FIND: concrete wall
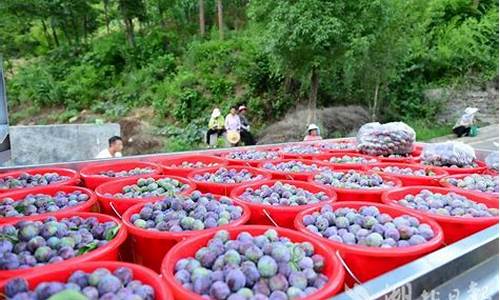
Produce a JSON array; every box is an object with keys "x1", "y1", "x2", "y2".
[{"x1": 1, "y1": 123, "x2": 120, "y2": 166}]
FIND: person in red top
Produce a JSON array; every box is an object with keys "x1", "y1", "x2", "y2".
[{"x1": 304, "y1": 124, "x2": 322, "y2": 141}]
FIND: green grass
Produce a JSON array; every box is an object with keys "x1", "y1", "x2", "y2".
[{"x1": 407, "y1": 119, "x2": 452, "y2": 141}]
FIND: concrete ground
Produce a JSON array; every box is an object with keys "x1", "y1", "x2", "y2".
[{"x1": 429, "y1": 124, "x2": 499, "y2": 151}]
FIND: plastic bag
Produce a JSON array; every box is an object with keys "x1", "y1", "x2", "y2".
[
  {"x1": 421, "y1": 142, "x2": 477, "y2": 168},
  {"x1": 356, "y1": 122, "x2": 416, "y2": 156},
  {"x1": 485, "y1": 151, "x2": 499, "y2": 171}
]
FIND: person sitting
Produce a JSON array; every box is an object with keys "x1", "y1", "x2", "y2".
[
  {"x1": 225, "y1": 106, "x2": 242, "y2": 146},
  {"x1": 238, "y1": 105, "x2": 256, "y2": 145},
  {"x1": 453, "y1": 107, "x2": 478, "y2": 138},
  {"x1": 96, "y1": 136, "x2": 123, "y2": 158},
  {"x1": 304, "y1": 124, "x2": 322, "y2": 141},
  {"x1": 206, "y1": 108, "x2": 225, "y2": 147}
]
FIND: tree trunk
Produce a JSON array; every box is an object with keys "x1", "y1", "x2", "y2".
[
  {"x1": 217, "y1": 0, "x2": 224, "y2": 39},
  {"x1": 104, "y1": 0, "x2": 110, "y2": 33},
  {"x1": 41, "y1": 19, "x2": 52, "y2": 47},
  {"x1": 371, "y1": 80, "x2": 380, "y2": 121},
  {"x1": 124, "y1": 17, "x2": 135, "y2": 47},
  {"x1": 70, "y1": 11, "x2": 80, "y2": 45},
  {"x1": 199, "y1": 0, "x2": 205, "y2": 36},
  {"x1": 308, "y1": 68, "x2": 319, "y2": 123},
  {"x1": 49, "y1": 19, "x2": 60, "y2": 47}
]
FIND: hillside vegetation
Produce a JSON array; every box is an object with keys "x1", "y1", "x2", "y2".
[{"x1": 0, "y1": 0, "x2": 498, "y2": 151}]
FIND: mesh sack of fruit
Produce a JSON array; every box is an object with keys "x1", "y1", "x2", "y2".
[
  {"x1": 356, "y1": 122, "x2": 416, "y2": 156},
  {"x1": 421, "y1": 142, "x2": 476, "y2": 168}
]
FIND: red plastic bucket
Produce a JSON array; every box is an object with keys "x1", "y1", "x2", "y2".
[
  {"x1": 314, "y1": 153, "x2": 378, "y2": 171},
  {"x1": 294, "y1": 201, "x2": 444, "y2": 283},
  {"x1": 417, "y1": 160, "x2": 487, "y2": 175},
  {"x1": 0, "y1": 186, "x2": 99, "y2": 224},
  {"x1": 187, "y1": 166, "x2": 272, "y2": 196},
  {"x1": 222, "y1": 149, "x2": 283, "y2": 167},
  {"x1": 310, "y1": 170, "x2": 403, "y2": 202},
  {"x1": 0, "y1": 212, "x2": 127, "y2": 280},
  {"x1": 257, "y1": 159, "x2": 332, "y2": 181},
  {"x1": 161, "y1": 225, "x2": 346, "y2": 300},
  {"x1": 439, "y1": 174, "x2": 499, "y2": 199},
  {"x1": 80, "y1": 160, "x2": 163, "y2": 190},
  {"x1": 121, "y1": 197, "x2": 250, "y2": 273},
  {"x1": 374, "y1": 151, "x2": 420, "y2": 164},
  {"x1": 149, "y1": 155, "x2": 228, "y2": 177},
  {"x1": 95, "y1": 175, "x2": 196, "y2": 217},
  {"x1": 382, "y1": 186, "x2": 499, "y2": 244},
  {"x1": 0, "y1": 168, "x2": 80, "y2": 194},
  {"x1": 367, "y1": 163, "x2": 449, "y2": 187},
  {"x1": 230, "y1": 180, "x2": 337, "y2": 228},
  {"x1": 0, "y1": 261, "x2": 173, "y2": 300}
]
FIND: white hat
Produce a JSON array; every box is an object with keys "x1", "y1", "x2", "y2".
[
  {"x1": 211, "y1": 108, "x2": 221, "y2": 118},
  {"x1": 307, "y1": 124, "x2": 319, "y2": 132},
  {"x1": 238, "y1": 105, "x2": 247, "y2": 112},
  {"x1": 465, "y1": 107, "x2": 478, "y2": 114}
]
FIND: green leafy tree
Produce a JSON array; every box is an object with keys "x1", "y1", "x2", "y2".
[
  {"x1": 249, "y1": 0, "x2": 349, "y2": 123},
  {"x1": 118, "y1": 0, "x2": 146, "y2": 46}
]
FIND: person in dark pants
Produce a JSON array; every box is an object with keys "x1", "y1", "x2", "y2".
[
  {"x1": 238, "y1": 105, "x2": 256, "y2": 145},
  {"x1": 206, "y1": 108, "x2": 225, "y2": 147},
  {"x1": 453, "y1": 107, "x2": 477, "y2": 138}
]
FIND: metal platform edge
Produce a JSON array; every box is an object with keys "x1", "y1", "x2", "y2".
[{"x1": 332, "y1": 224, "x2": 499, "y2": 300}]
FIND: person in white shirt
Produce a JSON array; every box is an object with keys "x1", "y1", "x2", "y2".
[
  {"x1": 224, "y1": 106, "x2": 242, "y2": 146},
  {"x1": 96, "y1": 136, "x2": 123, "y2": 159}
]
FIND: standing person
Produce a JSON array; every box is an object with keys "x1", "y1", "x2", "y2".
[
  {"x1": 225, "y1": 106, "x2": 241, "y2": 146},
  {"x1": 206, "y1": 108, "x2": 225, "y2": 147},
  {"x1": 304, "y1": 124, "x2": 322, "y2": 141},
  {"x1": 96, "y1": 136, "x2": 123, "y2": 158},
  {"x1": 238, "y1": 105, "x2": 256, "y2": 145},
  {"x1": 453, "y1": 107, "x2": 478, "y2": 138}
]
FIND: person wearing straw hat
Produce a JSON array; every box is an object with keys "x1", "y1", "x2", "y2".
[
  {"x1": 238, "y1": 105, "x2": 256, "y2": 145},
  {"x1": 206, "y1": 108, "x2": 225, "y2": 147},
  {"x1": 225, "y1": 106, "x2": 242, "y2": 146},
  {"x1": 304, "y1": 124, "x2": 322, "y2": 141},
  {"x1": 453, "y1": 107, "x2": 478, "y2": 138}
]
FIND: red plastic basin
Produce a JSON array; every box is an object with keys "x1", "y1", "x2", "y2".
[
  {"x1": 0, "y1": 212, "x2": 127, "y2": 280},
  {"x1": 161, "y1": 225, "x2": 346, "y2": 300},
  {"x1": 0, "y1": 261, "x2": 173, "y2": 300},
  {"x1": 222, "y1": 149, "x2": 283, "y2": 167},
  {"x1": 257, "y1": 159, "x2": 333, "y2": 181},
  {"x1": 95, "y1": 175, "x2": 196, "y2": 217},
  {"x1": 294, "y1": 201, "x2": 444, "y2": 283},
  {"x1": 310, "y1": 170, "x2": 403, "y2": 202},
  {"x1": 314, "y1": 153, "x2": 378, "y2": 171},
  {"x1": 439, "y1": 174, "x2": 499, "y2": 199},
  {"x1": 80, "y1": 160, "x2": 163, "y2": 190},
  {"x1": 0, "y1": 186, "x2": 99, "y2": 224},
  {"x1": 0, "y1": 168, "x2": 80, "y2": 194},
  {"x1": 187, "y1": 166, "x2": 272, "y2": 196},
  {"x1": 230, "y1": 180, "x2": 337, "y2": 228},
  {"x1": 417, "y1": 160, "x2": 487, "y2": 175},
  {"x1": 148, "y1": 155, "x2": 228, "y2": 177},
  {"x1": 367, "y1": 163, "x2": 449, "y2": 187},
  {"x1": 121, "y1": 197, "x2": 250, "y2": 273},
  {"x1": 382, "y1": 186, "x2": 499, "y2": 244}
]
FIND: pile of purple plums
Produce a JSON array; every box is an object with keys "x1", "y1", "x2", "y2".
[
  {"x1": 0, "y1": 216, "x2": 120, "y2": 270},
  {"x1": 0, "y1": 173, "x2": 70, "y2": 191},
  {"x1": 174, "y1": 229, "x2": 329, "y2": 299},
  {"x1": 302, "y1": 204, "x2": 436, "y2": 247},
  {"x1": 0, "y1": 191, "x2": 90, "y2": 217},
  {"x1": 4, "y1": 266, "x2": 154, "y2": 299},
  {"x1": 130, "y1": 192, "x2": 244, "y2": 231},
  {"x1": 397, "y1": 189, "x2": 499, "y2": 217}
]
